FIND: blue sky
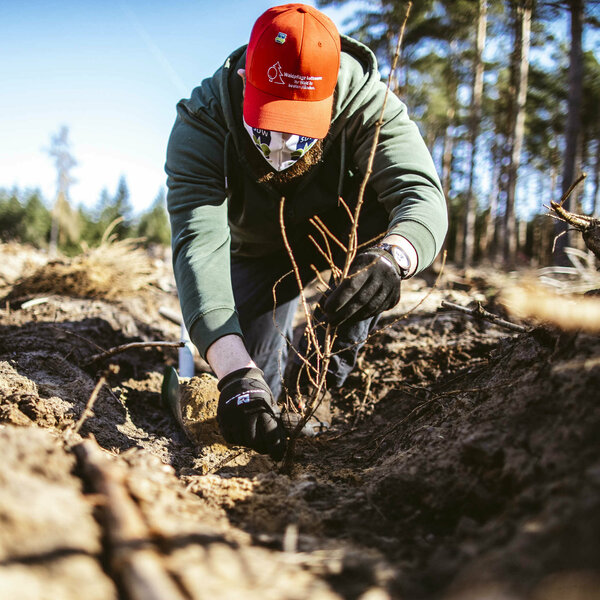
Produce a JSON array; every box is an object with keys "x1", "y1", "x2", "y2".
[{"x1": 0, "y1": 1, "x2": 356, "y2": 212}]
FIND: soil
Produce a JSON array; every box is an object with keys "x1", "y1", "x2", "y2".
[{"x1": 0, "y1": 242, "x2": 599, "y2": 600}]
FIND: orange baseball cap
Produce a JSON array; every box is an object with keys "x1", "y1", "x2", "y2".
[{"x1": 243, "y1": 4, "x2": 341, "y2": 139}]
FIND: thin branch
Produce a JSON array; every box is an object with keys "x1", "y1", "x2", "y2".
[
  {"x1": 48, "y1": 324, "x2": 107, "y2": 353},
  {"x1": 72, "y1": 374, "x2": 107, "y2": 434},
  {"x1": 270, "y1": 270, "x2": 318, "y2": 379},
  {"x1": 309, "y1": 220, "x2": 335, "y2": 264},
  {"x1": 308, "y1": 234, "x2": 337, "y2": 272},
  {"x1": 84, "y1": 341, "x2": 184, "y2": 366},
  {"x1": 352, "y1": 368, "x2": 374, "y2": 427},
  {"x1": 311, "y1": 216, "x2": 347, "y2": 253},
  {"x1": 558, "y1": 172, "x2": 587, "y2": 207},
  {"x1": 337, "y1": 196, "x2": 355, "y2": 225},
  {"x1": 279, "y1": 196, "x2": 322, "y2": 359},
  {"x1": 310, "y1": 264, "x2": 333, "y2": 291},
  {"x1": 441, "y1": 300, "x2": 529, "y2": 333},
  {"x1": 205, "y1": 449, "x2": 245, "y2": 474}
]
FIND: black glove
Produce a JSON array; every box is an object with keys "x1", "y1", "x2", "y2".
[
  {"x1": 322, "y1": 246, "x2": 404, "y2": 326},
  {"x1": 217, "y1": 367, "x2": 286, "y2": 460}
]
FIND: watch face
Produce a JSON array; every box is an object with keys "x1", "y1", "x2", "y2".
[{"x1": 391, "y1": 246, "x2": 410, "y2": 271}]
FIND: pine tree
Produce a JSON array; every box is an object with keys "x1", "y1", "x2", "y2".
[
  {"x1": 95, "y1": 176, "x2": 134, "y2": 239},
  {"x1": 136, "y1": 189, "x2": 170, "y2": 246},
  {"x1": 46, "y1": 126, "x2": 79, "y2": 255}
]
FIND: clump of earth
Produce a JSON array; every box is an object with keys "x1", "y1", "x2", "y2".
[{"x1": 0, "y1": 242, "x2": 599, "y2": 600}]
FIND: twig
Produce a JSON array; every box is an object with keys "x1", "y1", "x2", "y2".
[
  {"x1": 558, "y1": 172, "x2": 587, "y2": 208},
  {"x1": 20, "y1": 297, "x2": 50, "y2": 309},
  {"x1": 205, "y1": 449, "x2": 245, "y2": 475},
  {"x1": 441, "y1": 300, "x2": 529, "y2": 333},
  {"x1": 279, "y1": 197, "x2": 322, "y2": 359},
  {"x1": 73, "y1": 374, "x2": 107, "y2": 434},
  {"x1": 311, "y1": 216, "x2": 347, "y2": 253},
  {"x1": 352, "y1": 368, "x2": 374, "y2": 427},
  {"x1": 308, "y1": 234, "x2": 337, "y2": 272},
  {"x1": 310, "y1": 265, "x2": 333, "y2": 291},
  {"x1": 84, "y1": 341, "x2": 184, "y2": 366},
  {"x1": 158, "y1": 306, "x2": 183, "y2": 325},
  {"x1": 48, "y1": 324, "x2": 107, "y2": 353},
  {"x1": 337, "y1": 196, "x2": 355, "y2": 224}
]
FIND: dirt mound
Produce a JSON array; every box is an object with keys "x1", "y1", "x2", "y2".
[
  {"x1": 0, "y1": 426, "x2": 116, "y2": 600},
  {"x1": 0, "y1": 248, "x2": 599, "y2": 599}
]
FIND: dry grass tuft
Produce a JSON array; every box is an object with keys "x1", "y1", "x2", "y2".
[
  {"x1": 501, "y1": 282, "x2": 600, "y2": 333},
  {"x1": 6, "y1": 220, "x2": 156, "y2": 302},
  {"x1": 537, "y1": 247, "x2": 600, "y2": 295}
]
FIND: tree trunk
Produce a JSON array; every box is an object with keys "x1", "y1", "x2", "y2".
[
  {"x1": 592, "y1": 138, "x2": 600, "y2": 217},
  {"x1": 483, "y1": 145, "x2": 501, "y2": 260},
  {"x1": 504, "y1": 0, "x2": 532, "y2": 267},
  {"x1": 554, "y1": 0, "x2": 584, "y2": 263},
  {"x1": 441, "y1": 117, "x2": 455, "y2": 200},
  {"x1": 463, "y1": 0, "x2": 488, "y2": 268}
]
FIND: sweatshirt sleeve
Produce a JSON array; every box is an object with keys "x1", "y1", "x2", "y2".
[
  {"x1": 165, "y1": 76, "x2": 243, "y2": 359},
  {"x1": 347, "y1": 78, "x2": 448, "y2": 273}
]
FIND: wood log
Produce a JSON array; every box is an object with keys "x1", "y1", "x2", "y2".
[{"x1": 74, "y1": 439, "x2": 186, "y2": 600}]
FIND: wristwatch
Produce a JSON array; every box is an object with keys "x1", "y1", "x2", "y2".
[{"x1": 375, "y1": 242, "x2": 411, "y2": 278}]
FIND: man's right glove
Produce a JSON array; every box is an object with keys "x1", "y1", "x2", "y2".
[
  {"x1": 217, "y1": 367, "x2": 286, "y2": 460},
  {"x1": 322, "y1": 244, "x2": 407, "y2": 326}
]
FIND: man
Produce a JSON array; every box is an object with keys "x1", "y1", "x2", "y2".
[{"x1": 166, "y1": 4, "x2": 447, "y2": 460}]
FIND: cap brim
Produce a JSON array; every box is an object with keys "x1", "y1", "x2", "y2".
[{"x1": 243, "y1": 80, "x2": 333, "y2": 140}]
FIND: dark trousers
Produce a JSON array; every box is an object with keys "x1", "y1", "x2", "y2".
[{"x1": 231, "y1": 200, "x2": 388, "y2": 399}]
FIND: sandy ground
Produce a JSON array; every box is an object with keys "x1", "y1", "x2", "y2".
[{"x1": 0, "y1": 242, "x2": 599, "y2": 600}]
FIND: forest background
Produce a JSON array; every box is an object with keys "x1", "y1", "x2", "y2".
[{"x1": 1, "y1": 0, "x2": 599, "y2": 266}]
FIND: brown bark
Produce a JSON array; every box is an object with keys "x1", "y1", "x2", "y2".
[
  {"x1": 504, "y1": 0, "x2": 533, "y2": 267},
  {"x1": 74, "y1": 439, "x2": 187, "y2": 600},
  {"x1": 441, "y1": 119, "x2": 456, "y2": 200},
  {"x1": 555, "y1": 0, "x2": 584, "y2": 263},
  {"x1": 591, "y1": 139, "x2": 600, "y2": 217},
  {"x1": 483, "y1": 145, "x2": 501, "y2": 260},
  {"x1": 463, "y1": 0, "x2": 487, "y2": 268}
]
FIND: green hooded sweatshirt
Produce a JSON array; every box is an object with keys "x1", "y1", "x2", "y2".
[{"x1": 166, "y1": 35, "x2": 447, "y2": 359}]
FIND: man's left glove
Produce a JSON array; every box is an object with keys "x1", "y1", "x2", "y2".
[
  {"x1": 322, "y1": 245, "x2": 407, "y2": 326},
  {"x1": 217, "y1": 367, "x2": 286, "y2": 460}
]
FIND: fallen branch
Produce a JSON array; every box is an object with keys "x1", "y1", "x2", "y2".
[
  {"x1": 547, "y1": 173, "x2": 600, "y2": 259},
  {"x1": 84, "y1": 341, "x2": 184, "y2": 366},
  {"x1": 441, "y1": 300, "x2": 528, "y2": 333},
  {"x1": 74, "y1": 439, "x2": 186, "y2": 600}
]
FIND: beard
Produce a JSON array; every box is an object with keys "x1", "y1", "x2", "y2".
[{"x1": 240, "y1": 131, "x2": 324, "y2": 192}]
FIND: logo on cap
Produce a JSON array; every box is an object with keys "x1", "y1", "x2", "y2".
[
  {"x1": 275, "y1": 31, "x2": 287, "y2": 44},
  {"x1": 267, "y1": 61, "x2": 285, "y2": 85}
]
